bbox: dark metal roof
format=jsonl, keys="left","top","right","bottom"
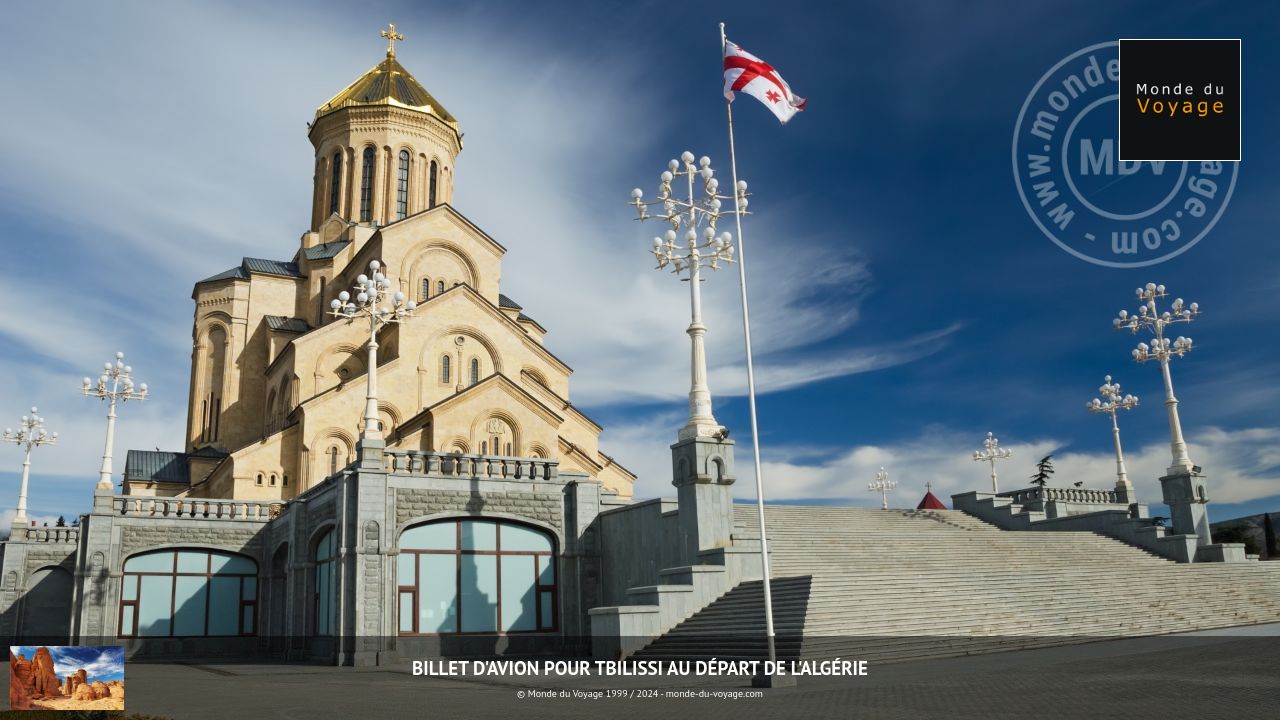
{"left": 498, "top": 294, "right": 523, "bottom": 310}
{"left": 242, "top": 257, "right": 303, "bottom": 277}
{"left": 265, "top": 316, "right": 311, "bottom": 334}
{"left": 124, "top": 450, "right": 188, "bottom": 484}
{"left": 188, "top": 446, "right": 229, "bottom": 459}
{"left": 303, "top": 240, "right": 351, "bottom": 261}
{"left": 517, "top": 312, "right": 538, "bottom": 324}
{"left": 198, "top": 266, "right": 248, "bottom": 284}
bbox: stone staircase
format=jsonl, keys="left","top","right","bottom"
{"left": 632, "top": 505, "right": 1280, "bottom": 663}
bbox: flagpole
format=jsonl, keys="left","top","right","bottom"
{"left": 720, "top": 20, "right": 778, "bottom": 674}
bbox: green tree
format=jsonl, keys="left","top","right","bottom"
{"left": 1030, "top": 455, "right": 1055, "bottom": 488}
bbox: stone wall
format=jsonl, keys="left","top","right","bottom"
{"left": 394, "top": 487, "right": 563, "bottom": 532}
{"left": 119, "top": 524, "right": 263, "bottom": 558}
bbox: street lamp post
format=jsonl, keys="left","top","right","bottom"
{"left": 631, "top": 151, "right": 740, "bottom": 440}
{"left": 3, "top": 407, "right": 57, "bottom": 523}
{"left": 330, "top": 260, "right": 416, "bottom": 443}
{"left": 972, "top": 432, "right": 1012, "bottom": 493}
{"left": 1087, "top": 375, "right": 1139, "bottom": 503}
{"left": 1114, "top": 283, "right": 1199, "bottom": 476}
{"left": 868, "top": 467, "right": 896, "bottom": 510}
{"left": 82, "top": 352, "right": 147, "bottom": 491}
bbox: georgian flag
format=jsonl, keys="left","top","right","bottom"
{"left": 723, "top": 40, "right": 807, "bottom": 124}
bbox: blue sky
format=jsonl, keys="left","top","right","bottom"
{"left": 11, "top": 645, "right": 125, "bottom": 683}
{"left": 0, "top": 1, "right": 1276, "bottom": 523}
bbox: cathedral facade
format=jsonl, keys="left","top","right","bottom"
{"left": 0, "top": 33, "right": 745, "bottom": 665}
{"left": 126, "top": 43, "right": 634, "bottom": 501}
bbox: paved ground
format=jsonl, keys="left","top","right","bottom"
{"left": 97, "top": 628, "right": 1280, "bottom": 719}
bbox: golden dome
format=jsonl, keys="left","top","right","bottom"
{"left": 316, "top": 54, "right": 458, "bottom": 130}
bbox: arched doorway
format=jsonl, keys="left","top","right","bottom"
{"left": 19, "top": 566, "right": 73, "bottom": 643}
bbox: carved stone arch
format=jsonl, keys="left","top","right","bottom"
{"left": 363, "top": 520, "right": 381, "bottom": 553}
{"left": 310, "top": 427, "right": 356, "bottom": 484}
{"left": 706, "top": 454, "right": 726, "bottom": 482}
{"left": 417, "top": 326, "right": 503, "bottom": 374}
{"left": 313, "top": 341, "right": 365, "bottom": 395}
{"left": 396, "top": 512, "right": 564, "bottom": 552}
{"left": 522, "top": 366, "right": 550, "bottom": 389}
{"left": 448, "top": 437, "right": 470, "bottom": 454}
{"left": 527, "top": 443, "right": 549, "bottom": 459}
{"left": 359, "top": 400, "right": 402, "bottom": 438}
{"left": 403, "top": 239, "right": 479, "bottom": 292}
{"left": 471, "top": 410, "right": 521, "bottom": 457}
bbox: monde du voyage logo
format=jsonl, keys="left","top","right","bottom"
{"left": 1012, "top": 41, "right": 1239, "bottom": 268}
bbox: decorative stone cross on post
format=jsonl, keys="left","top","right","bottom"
{"left": 381, "top": 23, "right": 404, "bottom": 57}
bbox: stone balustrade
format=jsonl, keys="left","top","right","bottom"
{"left": 15, "top": 526, "right": 80, "bottom": 544}
{"left": 385, "top": 450, "right": 558, "bottom": 481}
{"left": 112, "top": 496, "right": 279, "bottom": 522}
{"left": 999, "top": 486, "right": 1119, "bottom": 505}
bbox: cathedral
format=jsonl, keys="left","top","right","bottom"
{"left": 124, "top": 32, "right": 634, "bottom": 501}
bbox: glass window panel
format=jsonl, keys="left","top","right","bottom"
{"left": 173, "top": 576, "right": 208, "bottom": 636}
{"left": 120, "top": 605, "right": 135, "bottom": 636}
{"left": 540, "top": 592, "right": 554, "bottom": 629}
{"left": 460, "top": 554, "right": 497, "bottom": 632}
{"left": 315, "top": 531, "right": 333, "bottom": 561}
{"left": 400, "top": 523, "right": 456, "bottom": 551}
{"left": 399, "top": 592, "right": 414, "bottom": 633}
{"left": 208, "top": 576, "right": 241, "bottom": 636}
{"left": 210, "top": 553, "right": 256, "bottom": 575}
{"left": 177, "top": 551, "right": 208, "bottom": 574}
{"left": 460, "top": 521, "right": 496, "bottom": 551}
{"left": 122, "top": 575, "right": 138, "bottom": 601}
{"left": 538, "top": 555, "right": 555, "bottom": 586}
{"left": 419, "top": 554, "right": 457, "bottom": 633}
{"left": 137, "top": 576, "right": 173, "bottom": 637}
{"left": 397, "top": 554, "right": 415, "bottom": 585}
{"left": 502, "top": 524, "right": 553, "bottom": 553}
{"left": 242, "top": 605, "right": 254, "bottom": 634}
{"left": 124, "top": 551, "right": 174, "bottom": 573}
{"left": 317, "top": 563, "right": 332, "bottom": 635}
{"left": 500, "top": 556, "right": 536, "bottom": 632}
{"left": 243, "top": 577, "right": 257, "bottom": 601}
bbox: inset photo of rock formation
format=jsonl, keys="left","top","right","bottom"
{"left": 9, "top": 645, "right": 124, "bottom": 711}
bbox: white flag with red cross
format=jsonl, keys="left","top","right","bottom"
{"left": 722, "top": 39, "right": 807, "bottom": 124}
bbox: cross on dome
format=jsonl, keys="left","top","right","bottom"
{"left": 381, "top": 23, "right": 404, "bottom": 57}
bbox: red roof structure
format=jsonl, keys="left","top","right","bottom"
{"left": 917, "top": 485, "right": 947, "bottom": 510}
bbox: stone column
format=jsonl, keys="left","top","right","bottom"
{"left": 348, "top": 438, "right": 390, "bottom": 666}
{"left": 670, "top": 436, "right": 736, "bottom": 566}
{"left": 1160, "top": 471, "right": 1212, "bottom": 547}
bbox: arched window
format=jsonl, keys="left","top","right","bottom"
{"left": 283, "top": 474, "right": 289, "bottom": 487}
{"left": 314, "top": 529, "right": 337, "bottom": 635}
{"left": 269, "top": 474, "right": 277, "bottom": 487}
{"left": 420, "top": 278, "right": 431, "bottom": 301}
{"left": 436, "top": 279, "right": 445, "bottom": 295}
{"left": 470, "top": 358, "right": 480, "bottom": 386}
{"left": 397, "top": 519, "right": 556, "bottom": 634}
{"left": 328, "top": 446, "right": 340, "bottom": 476}
{"left": 203, "top": 326, "right": 227, "bottom": 442}
{"left": 359, "top": 146, "right": 375, "bottom": 223}
{"left": 440, "top": 355, "right": 451, "bottom": 384}
{"left": 505, "top": 442, "right": 513, "bottom": 456}
{"left": 329, "top": 151, "right": 342, "bottom": 215}
{"left": 396, "top": 150, "right": 410, "bottom": 220}
{"left": 119, "top": 549, "right": 256, "bottom": 637}
{"left": 256, "top": 473, "right": 264, "bottom": 486}
{"left": 428, "top": 160, "right": 439, "bottom": 208}
{"left": 480, "top": 441, "right": 487, "bottom": 454}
